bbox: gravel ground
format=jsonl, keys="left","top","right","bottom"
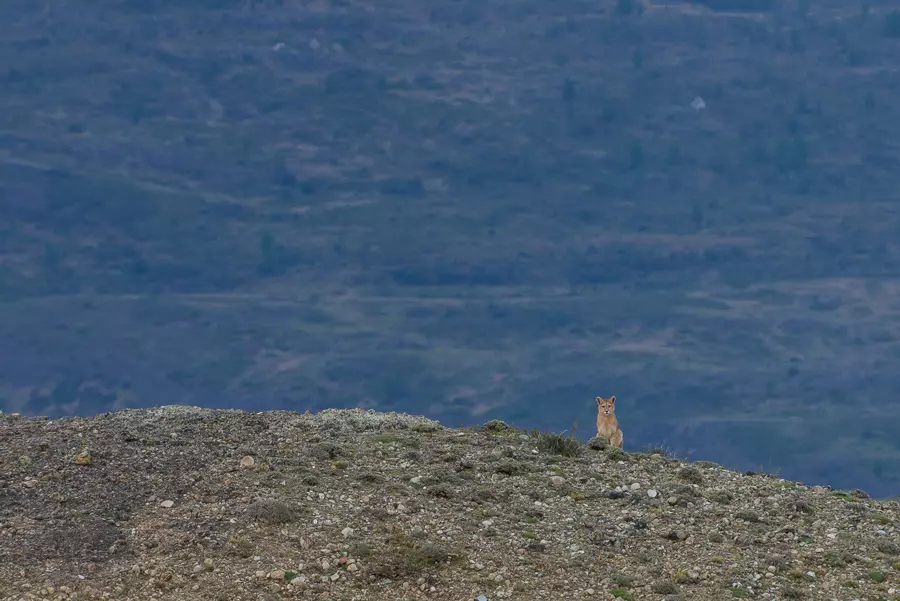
{"left": 1, "top": 406, "right": 899, "bottom": 601}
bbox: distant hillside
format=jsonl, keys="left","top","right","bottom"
{"left": 2, "top": 0, "right": 900, "bottom": 497}
{"left": 1, "top": 407, "right": 899, "bottom": 601}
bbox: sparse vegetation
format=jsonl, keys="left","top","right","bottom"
{"left": 2, "top": 406, "right": 897, "bottom": 600}
{"left": 534, "top": 429, "right": 582, "bottom": 458}
{"left": 651, "top": 581, "right": 680, "bottom": 594}
{"left": 245, "top": 499, "right": 297, "bottom": 525}
{"left": 678, "top": 466, "right": 703, "bottom": 484}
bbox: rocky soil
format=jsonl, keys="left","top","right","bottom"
{"left": 1, "top": 406, "right": 899, "bottom": 601}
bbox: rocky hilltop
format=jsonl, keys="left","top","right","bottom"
{"left": 1, "top": 407, "right": 898, "bottom": 601}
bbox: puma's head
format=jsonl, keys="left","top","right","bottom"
{"left": 596, "top": 395, "right": 616, "bottom": 417}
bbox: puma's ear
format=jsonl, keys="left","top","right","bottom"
{"left": 596, "top": 396, "right": 602, "bottom": 404}
{"left": 609, "top": 396, "right": 616, "bottom": 404}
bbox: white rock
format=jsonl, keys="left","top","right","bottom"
{"left": 647, "top": 489, "right": 658, "bottom": 498}
{"left": 159, "top": 500, "right": 174, "bottom": 508}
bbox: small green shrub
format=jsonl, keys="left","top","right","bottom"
{"left": 227, "top": 536, "right": 254, "bottom": 558}
{"left": 709, "top": 490, "right": 733, "bottom": 504}
{"left": 245, "top": 499, "right": 296, "bottom": 524}
{"left": 651, "top": 581, "right": 679, "bottom": 594}
{"left": 677, "top": 466, "right": 703, "bottom": 484}
{"left": 426, "top": 483, "right": 454, "bottom": 498}
{"left": 783, "top": 586, "right": 804, "bottom": 599}
{"left": 535, "top": 431, "right": 581, "bottom": 457}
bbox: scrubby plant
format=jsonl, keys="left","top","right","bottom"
{"left": 245, "top": 499, "right": 296, "bottom": 525}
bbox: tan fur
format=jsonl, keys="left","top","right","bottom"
{"left": 596, "top": 395, "right": 624, "bottom": 449}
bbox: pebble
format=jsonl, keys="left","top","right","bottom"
{"left": 550, "top": 476, "right": 566, "bottom": 487}
{"left": 159, "top": 500, "right": 174, "bottom": 508}
{"left": 631, "top": 482, "right": 641, "bottom": 490}
{"left": 647, "top": 489, "right": 658, "bottom": 498}
{"left": 341, "top": 527, "right": 354, "bottom": 538}
{"left": 239, "top": 456, "right": 255, "bottom": 468}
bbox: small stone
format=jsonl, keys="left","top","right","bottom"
{"left": 647, "top": 489, "right": 658, "bottom": 498}
{"left": 290, "top": 575, "right": 307, "bottom": 585}
{"left": 664, "top": 530, "right": 688, "bottom": 542}
{"left": 192, "top": 564, "right": 203, "bottom": 573}
{"left": 239, "top": 456, "right": 255, "bottom": 469}
{"left": 159, "top": 500, "right": 175, "bottom": 508}
{"left": 550, "top": 476, "right": 566, "bottom": 487}
{"left": 342, "top": 527, "right": 354, "bottom": 538}
{"left": 75, "top": 451, "right": 92, "bottom": 465}
{"left": 269, "top": 570, "right": 285, "bottom": 580}
{"left": 630, "top": 482, "right": 641, "bottom": 490}
{"left": 667, "top": 496, "right": 679, "bottom": 505}
{"left": 410, "top": 476, "right": 422, "bottom": 484}
{"left": 330, "top": 572, "right": 340, "bottom": 582}
{"left": 347, "top": 564, "right": 358, "bottom": 573}
{"left": 23, "top": 479, "right": 37, "bottom": 489}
